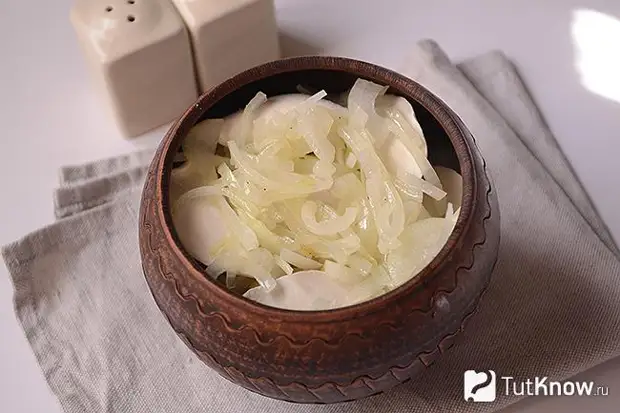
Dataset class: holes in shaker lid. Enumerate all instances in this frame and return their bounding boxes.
[104,4,137,22]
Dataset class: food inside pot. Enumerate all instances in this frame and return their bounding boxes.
[170,78,463,311]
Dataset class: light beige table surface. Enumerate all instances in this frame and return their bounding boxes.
[1,0,619,411]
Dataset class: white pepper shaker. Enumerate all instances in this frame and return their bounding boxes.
[70,0,198,137]
[170,0,280,93]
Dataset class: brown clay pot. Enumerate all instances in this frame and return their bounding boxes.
[138,56,500,404]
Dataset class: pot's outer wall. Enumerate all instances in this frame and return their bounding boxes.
[139,57,500,404]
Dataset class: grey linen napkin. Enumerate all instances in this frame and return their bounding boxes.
[3,40,620,413]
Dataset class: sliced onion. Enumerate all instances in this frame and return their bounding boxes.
[436,166,463,209]
[295,107,336,180]
[418,206,432,220]
[172,83,464,311]
[210,248,277,291]
[385,217,455,288]
[172,190,234,266]
[445,202,454,218]
[216,162,235,182]
[184,119,224,156]
[218,92,267,148]
[170,160,220,205]
[213,199,258,252]
[347,79,390,146]
[396,171,447,201]
[294,156,319,175]
[301,200,358,236]
[220,186,261,217]
[345,152,357,168]
[236,209,297,254]
[424,166,462,217]
[338,126,405,254]
[354,198,380,258]
[378,96,427,156]
[172,185,222,216]
[240,92,268,147]
[280,248,322,270]
[298,232,361,264]
[274,255,294,276]
[344,266,391,305]
[381,135,423,178]
[251,93,346,152]
[395,180,424,204]
[259,206,282,230]
[347,254,373,276]
[228,141,333,195]
[170,124,227,205]
[294,90,328,113]
[247,248,277,274]
[243,270,349,310]
[331,173,365,201]
[323,260,361,285]
[226,272,237,288]
[403,200,423,224]
[206,262,226,280]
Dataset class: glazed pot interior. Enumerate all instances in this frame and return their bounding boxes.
[159,57,474,316]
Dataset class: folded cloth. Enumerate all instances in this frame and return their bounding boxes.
[3,40,620,413]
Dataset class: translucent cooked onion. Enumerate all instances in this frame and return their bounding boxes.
[172,185,222,216]
[377,96,427,156]
[211,249,277,292]
[295,107,336,178]
[280,248,322,270]
[172,188,233,266]
[424,166,464,217]
[337,127,405,254]
[243,270,349,311]
[228,141,332,195]
[331,173,365,201]
[345,152,357,168]
[169,121,226,204]
[348,79,390,146]
[226,272,237,288]
[252,93,347,152]
[396,170,447,201]
[436,166,464,209]
[236,210,297,254]
[169,161,219,205]
[324,260,361,285]
[299,232,361,264]
[295,90,329,113]
[219,92,266,147]
[347,254,373,276]
[301,200,358,236]
[385,215,458,288]
[274,255,294,276]
[185,119,224,156]
[171,80,464,311]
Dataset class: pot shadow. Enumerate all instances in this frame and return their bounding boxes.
[278,31,324,58]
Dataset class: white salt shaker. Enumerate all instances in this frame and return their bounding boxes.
[70,0,198,137]
[170,0,280,93]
